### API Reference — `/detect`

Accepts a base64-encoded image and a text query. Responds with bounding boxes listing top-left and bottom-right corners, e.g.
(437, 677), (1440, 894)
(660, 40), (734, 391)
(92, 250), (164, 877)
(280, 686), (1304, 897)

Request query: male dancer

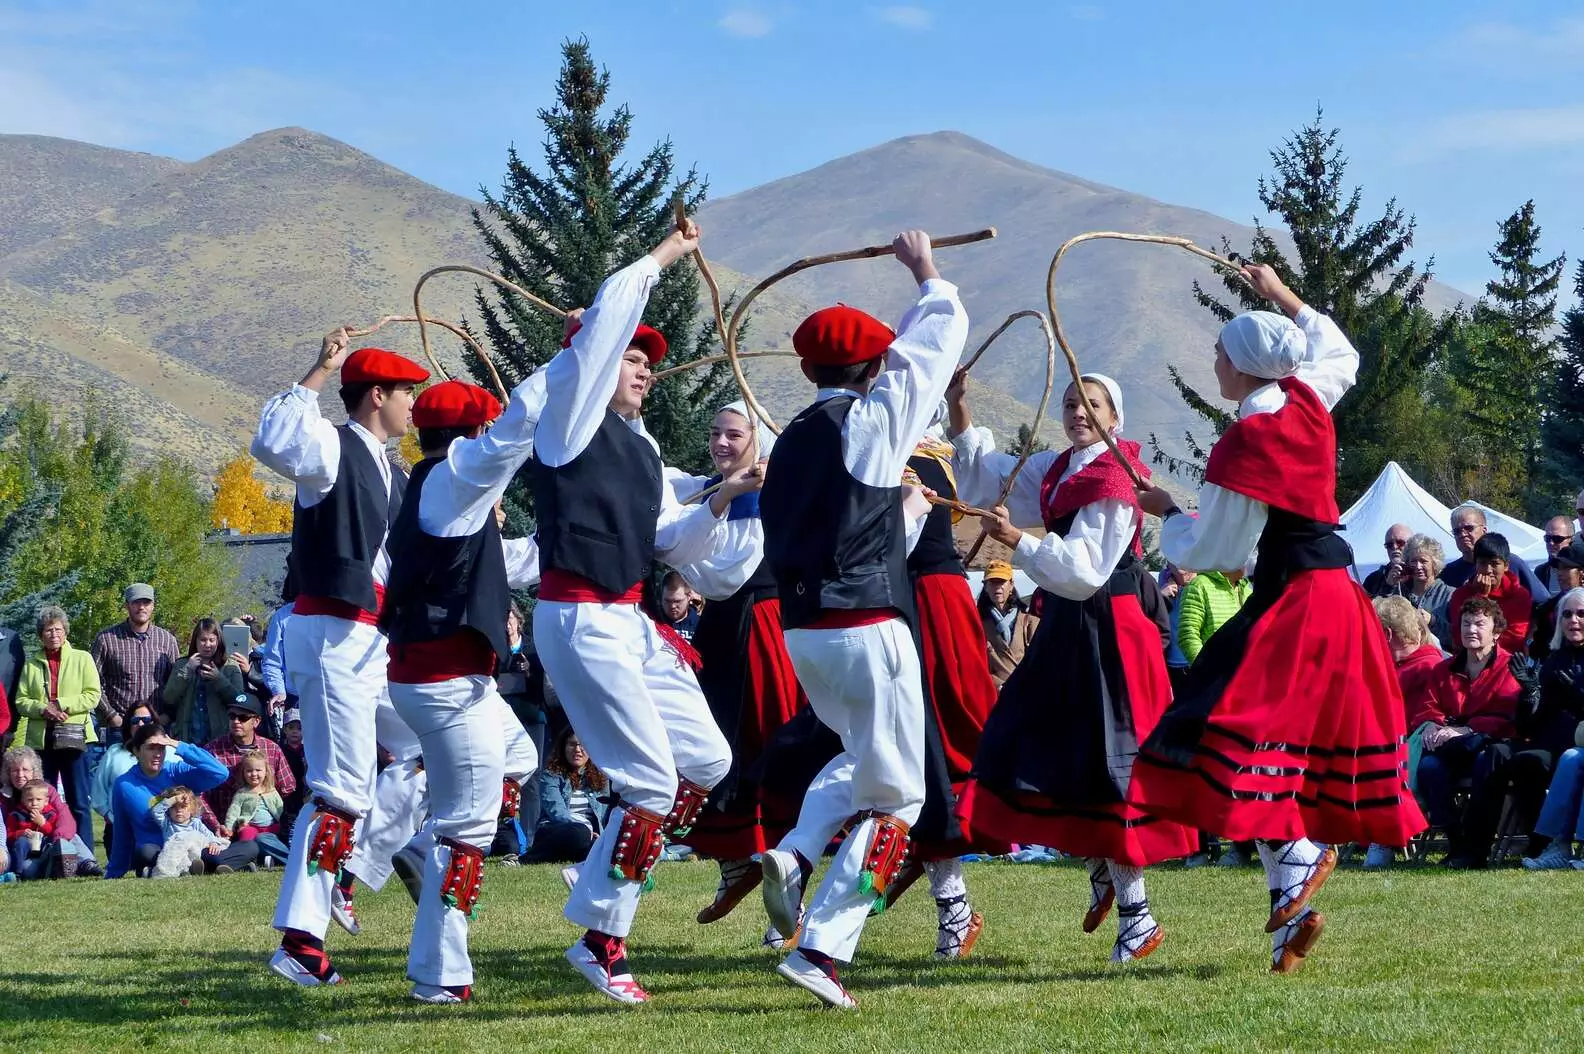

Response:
(381, 378), (544, 1002)
(252, 332), (427, 986)
(530, 218), (761, 1005)
(758, 230), (969, 1008)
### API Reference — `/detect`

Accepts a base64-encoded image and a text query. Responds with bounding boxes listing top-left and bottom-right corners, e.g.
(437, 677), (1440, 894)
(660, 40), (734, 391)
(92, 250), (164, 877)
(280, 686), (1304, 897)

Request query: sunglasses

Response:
(227, 712), (258, 722)
(1546, 535), (1572, 545)
(128, 715), (154, 727)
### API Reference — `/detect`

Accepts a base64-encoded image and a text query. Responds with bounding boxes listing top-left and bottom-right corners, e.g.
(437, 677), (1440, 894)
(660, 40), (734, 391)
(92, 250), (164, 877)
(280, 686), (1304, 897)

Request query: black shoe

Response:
(1442, 854), (1479, 870)
(76, 859), (104, 878)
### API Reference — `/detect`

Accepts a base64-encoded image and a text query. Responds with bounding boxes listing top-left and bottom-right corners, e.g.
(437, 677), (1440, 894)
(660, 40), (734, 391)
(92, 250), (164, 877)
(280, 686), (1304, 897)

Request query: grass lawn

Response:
(1, 856), (1581, 1052)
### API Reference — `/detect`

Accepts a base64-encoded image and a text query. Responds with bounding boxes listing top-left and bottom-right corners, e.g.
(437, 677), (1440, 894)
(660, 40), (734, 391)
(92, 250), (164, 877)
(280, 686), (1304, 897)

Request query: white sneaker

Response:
(392, 846), (425, 906)
(1523, 843), (1575, 870)
(269, 948), (343, 987)
(410, 982), (471, 1003)
(561, 864), (581, 892)
(1363, 844), (1393, 871)
(331, 885), (362, 935)
(564, 937), (649, 1004)
(776, 950), (856, 1010)
(761, 849), (805, 940)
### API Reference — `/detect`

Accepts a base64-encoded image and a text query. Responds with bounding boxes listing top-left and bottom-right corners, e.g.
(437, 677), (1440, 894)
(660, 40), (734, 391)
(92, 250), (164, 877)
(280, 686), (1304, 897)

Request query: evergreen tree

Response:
(1460, 201), (1565, 517)
(1540, 259), (1584, 506)
(1002, 422), (1052, 457)
(465, 37), (728, 515)
(1151, 112), (1457, 501)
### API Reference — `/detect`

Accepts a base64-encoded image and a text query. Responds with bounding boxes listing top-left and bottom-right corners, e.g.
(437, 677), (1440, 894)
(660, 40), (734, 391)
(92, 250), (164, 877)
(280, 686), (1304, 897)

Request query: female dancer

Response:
(950, 372), (1195, 963)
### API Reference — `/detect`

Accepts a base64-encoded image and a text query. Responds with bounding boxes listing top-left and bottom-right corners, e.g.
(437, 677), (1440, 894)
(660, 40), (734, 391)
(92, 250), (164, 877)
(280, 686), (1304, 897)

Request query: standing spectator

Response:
(91, 584), (180, 736)
(1531, 538), (1584, 663)
(0, 622), (24, 747)
(497, 602), (546, 854)
(200, 695), (296, 824)
(1158, 566), (1195, 693)
(277, 708), (307, 837)
(163, 619), (247, 744)
(14, 606), (101, 852)
(1409, 596), (1531, 868)
(1535, 517), (1575, 596)
(658, 570), (700, 642)
(523, 728), (609, 865)
(1441, 505), (1547, 599)
(259, 601), (295, 716)
(1361, 523), (1414, 598)
(1403, 535), (1456, 649)
(1448, 534), (1532, 654)
(105, 721), (231, 879)
(978, 561), (1038, 688)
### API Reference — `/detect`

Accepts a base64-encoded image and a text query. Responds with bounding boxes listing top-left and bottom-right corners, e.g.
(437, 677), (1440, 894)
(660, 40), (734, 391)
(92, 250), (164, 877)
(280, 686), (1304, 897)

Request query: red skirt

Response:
(676, 596), (804, 859)
(961, 588), (1198, 866)
(1131, 567), (1427, 846)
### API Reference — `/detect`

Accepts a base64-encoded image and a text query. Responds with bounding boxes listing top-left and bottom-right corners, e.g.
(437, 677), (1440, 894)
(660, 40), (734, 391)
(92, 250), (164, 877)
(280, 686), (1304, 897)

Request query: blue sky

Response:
(2, 0), (1580, 300)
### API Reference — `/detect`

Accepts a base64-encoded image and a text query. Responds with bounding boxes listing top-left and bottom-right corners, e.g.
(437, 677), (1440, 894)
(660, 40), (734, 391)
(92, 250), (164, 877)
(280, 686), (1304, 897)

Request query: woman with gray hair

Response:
(13, 606), (102, 853)
(1402, 535), (1455, 650)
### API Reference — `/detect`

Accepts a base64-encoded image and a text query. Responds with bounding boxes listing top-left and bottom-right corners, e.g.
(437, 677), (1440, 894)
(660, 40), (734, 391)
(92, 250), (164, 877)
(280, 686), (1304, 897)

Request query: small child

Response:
(152, 786), (227, 879)
(224, 754), (284, 841)
(6, 780), (61, 881)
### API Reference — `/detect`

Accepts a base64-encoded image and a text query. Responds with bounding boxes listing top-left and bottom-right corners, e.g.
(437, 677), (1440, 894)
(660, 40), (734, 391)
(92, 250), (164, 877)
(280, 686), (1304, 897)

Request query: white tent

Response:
(1338, 462), (1457, 581)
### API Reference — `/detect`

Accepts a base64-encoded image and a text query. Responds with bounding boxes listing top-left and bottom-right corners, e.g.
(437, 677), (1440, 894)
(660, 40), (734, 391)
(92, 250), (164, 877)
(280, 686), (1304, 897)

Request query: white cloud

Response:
(718, 8), (773, 37)
(1397, 105), (1584, 163)
(1444, 16), (1584, 68)
(1067, 4), (1104, 21)
(876, 5), (933, 30)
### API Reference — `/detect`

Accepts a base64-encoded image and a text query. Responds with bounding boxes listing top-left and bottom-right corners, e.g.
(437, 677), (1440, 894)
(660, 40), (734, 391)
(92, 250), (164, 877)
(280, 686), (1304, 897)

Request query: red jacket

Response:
(5, 800), (61, 840)
(1409, 646), (1522, 738)
(1396, 643), (1444, 716)
(1449, 571), (1531, 654)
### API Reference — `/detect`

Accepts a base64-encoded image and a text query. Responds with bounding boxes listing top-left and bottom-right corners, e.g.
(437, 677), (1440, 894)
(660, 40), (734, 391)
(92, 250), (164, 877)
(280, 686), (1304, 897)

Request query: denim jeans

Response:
(1533, 748), (1584, 842)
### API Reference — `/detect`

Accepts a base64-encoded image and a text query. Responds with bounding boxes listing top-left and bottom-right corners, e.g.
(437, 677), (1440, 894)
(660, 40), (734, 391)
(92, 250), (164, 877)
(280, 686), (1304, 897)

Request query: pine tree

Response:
(1460, 201), (1565, 517)
(1002, 423), (1052, 457)
(1150, 112), (1457, 501)
(465, 37), (728, 508)
(1540, 259), (1584, 506)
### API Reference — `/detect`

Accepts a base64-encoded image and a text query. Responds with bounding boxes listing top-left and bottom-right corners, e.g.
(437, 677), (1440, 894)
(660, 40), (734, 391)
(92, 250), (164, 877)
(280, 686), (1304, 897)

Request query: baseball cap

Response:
(124, 583), (155, 603)
(282, 708), (302, 727)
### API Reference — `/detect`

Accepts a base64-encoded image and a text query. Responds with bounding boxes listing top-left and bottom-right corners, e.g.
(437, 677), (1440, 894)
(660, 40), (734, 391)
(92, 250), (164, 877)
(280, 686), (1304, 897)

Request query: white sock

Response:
(1085, 857), (1112, 911)
(924, 858), (967, 900)
(1270, 905), (1313, 966)
(1112, 900), (1160, 962)
(934, 893), (975, 956)
(1257, 838), (1323, 915)
(1105, 860), (1146, 907)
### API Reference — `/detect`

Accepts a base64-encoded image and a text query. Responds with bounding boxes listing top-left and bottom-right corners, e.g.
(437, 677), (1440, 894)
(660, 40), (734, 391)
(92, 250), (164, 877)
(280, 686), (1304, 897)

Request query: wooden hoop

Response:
(650, 349), (796, 382)
(411, 264), (567, 403)
(722, 228), (999, 437)
(345, 314), (509, 402)
(1046, 231), (1247, 490)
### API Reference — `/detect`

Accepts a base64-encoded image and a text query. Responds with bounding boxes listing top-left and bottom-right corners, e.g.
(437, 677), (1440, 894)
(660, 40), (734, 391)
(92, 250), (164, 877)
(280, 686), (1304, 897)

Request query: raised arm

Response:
(419, 371), (550, 539)
(501, 536), (541, 590)
(250, 329), (358, 495)
(949, 421), (1059, 528)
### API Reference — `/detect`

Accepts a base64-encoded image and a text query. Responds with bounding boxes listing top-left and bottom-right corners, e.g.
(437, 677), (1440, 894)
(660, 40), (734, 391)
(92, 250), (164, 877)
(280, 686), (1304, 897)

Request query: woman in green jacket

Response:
(14, 605), (102, 850)
(163, 618), (247, 744)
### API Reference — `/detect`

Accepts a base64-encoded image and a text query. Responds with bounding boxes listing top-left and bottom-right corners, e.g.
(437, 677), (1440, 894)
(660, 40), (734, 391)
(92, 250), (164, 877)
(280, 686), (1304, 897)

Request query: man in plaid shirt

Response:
(92, 583), (181, 732)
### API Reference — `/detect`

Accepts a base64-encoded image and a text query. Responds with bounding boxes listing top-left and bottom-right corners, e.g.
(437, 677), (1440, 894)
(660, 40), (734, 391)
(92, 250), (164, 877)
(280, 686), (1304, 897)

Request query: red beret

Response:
(411, 380), (502, 429)
(561, 321), (668, 365)
(342, 347), (430, 385)
(793, 306), (894, 367)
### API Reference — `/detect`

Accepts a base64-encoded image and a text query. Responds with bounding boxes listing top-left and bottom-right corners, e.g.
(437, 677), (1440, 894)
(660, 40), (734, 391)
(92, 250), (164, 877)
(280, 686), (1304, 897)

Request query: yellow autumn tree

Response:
(212, 452), (293, 533)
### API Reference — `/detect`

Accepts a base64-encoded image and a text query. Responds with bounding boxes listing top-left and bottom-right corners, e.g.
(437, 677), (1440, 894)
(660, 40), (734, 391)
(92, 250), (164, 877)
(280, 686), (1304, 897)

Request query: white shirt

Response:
(665, 470), (766, 601)
(251, 387), (396, 584)
(1161, 306), (1360, 573)
(416, 373), (545, 539)
(502, 536), (540, 590)
(950, 430), (1135, 601)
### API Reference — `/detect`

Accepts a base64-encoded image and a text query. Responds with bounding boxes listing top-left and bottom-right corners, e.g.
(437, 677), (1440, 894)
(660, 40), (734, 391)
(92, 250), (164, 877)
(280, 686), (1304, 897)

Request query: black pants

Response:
(1465, 744), (1555, 858)
(521, 821), (593, 864)
(40, 748), (92, 853)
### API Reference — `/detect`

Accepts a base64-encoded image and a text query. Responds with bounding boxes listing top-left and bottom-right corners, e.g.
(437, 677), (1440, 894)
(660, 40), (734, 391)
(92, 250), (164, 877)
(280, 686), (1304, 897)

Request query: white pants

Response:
(392, 675), (539, 987)
(534, 600), (731, 938)
(153, 835), (211, 879)
(273, 614), (387, 938)
(344, 696), (426, 892)
(778, 619), (926, 962)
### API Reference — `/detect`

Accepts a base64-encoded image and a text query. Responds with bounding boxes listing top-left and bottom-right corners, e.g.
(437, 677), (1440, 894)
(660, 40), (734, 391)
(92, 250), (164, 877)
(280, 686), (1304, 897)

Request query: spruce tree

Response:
(465, 37), (728, 515)
(1540, 259), (1584, 507)
(1150, 112), (1457, 502)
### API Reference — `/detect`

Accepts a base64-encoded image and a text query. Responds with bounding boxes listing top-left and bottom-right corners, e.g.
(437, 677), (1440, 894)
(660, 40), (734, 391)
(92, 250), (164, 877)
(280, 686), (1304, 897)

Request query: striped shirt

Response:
(91, 621), (181, 720)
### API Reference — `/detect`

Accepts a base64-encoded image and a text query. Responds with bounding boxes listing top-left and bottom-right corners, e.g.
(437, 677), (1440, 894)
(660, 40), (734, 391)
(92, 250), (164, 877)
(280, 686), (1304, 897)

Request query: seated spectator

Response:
(163, 618), (247, 744)
(6, 780), (62, 880)
(1365, 596), (1448, 869)
(151, 786), (230, 878)
(277, 708), (307, 837)
(979, 561), (1038, 688)
(199, 695), (294, 825)
(1448, 534), (1531, 654)
(223, 753), (284, 842)
(1532, 538), (1584, 662)
(1535, 517), (1575, 596)
(90, 704), (167, 856)
(522, 729), (609, 864)
(106, 721), (234, 878)
(0, 744), (96, 878)
(13, 605), (101, 852)
(1402, 534), (1456, 649)
(1442, 504), (1547, 599)
(1409, 596), (1534, 868)
(1520, 588), (1584, 869)
(1362, 523), (1414, 598)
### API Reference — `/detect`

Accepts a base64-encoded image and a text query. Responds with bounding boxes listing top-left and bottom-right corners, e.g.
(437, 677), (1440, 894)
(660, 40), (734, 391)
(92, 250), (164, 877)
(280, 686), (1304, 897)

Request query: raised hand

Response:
(893, 229), (940, 285)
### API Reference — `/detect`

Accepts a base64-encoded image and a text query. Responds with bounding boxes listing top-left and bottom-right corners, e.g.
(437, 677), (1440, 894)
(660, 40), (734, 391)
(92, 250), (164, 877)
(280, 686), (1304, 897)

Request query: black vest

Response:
(381, 457), (511, 661)
(529, 412), (662, 594)
(906, 452), (964, 579)
(761, 395), (913, 629)
(289, 424), (403, 611)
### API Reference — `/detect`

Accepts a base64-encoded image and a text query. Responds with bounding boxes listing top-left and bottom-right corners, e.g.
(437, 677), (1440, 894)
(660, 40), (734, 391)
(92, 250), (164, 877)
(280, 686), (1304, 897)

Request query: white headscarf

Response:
(1219, 310), (1307, 380)
(1077, 372), (1125, 435)
(717, 400), (776, 460)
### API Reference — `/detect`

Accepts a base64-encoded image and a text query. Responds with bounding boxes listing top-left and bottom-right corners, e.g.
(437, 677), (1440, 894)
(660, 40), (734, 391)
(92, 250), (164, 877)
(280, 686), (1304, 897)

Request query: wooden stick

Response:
(345, 314), (509, 402)
(929, 494), (994, 518)
(723, 227), (998, 437)
(682, 479), (726, 506)
(959, 310), (1058, 565)
(411, 264), (566, 403)
(650, 349), (796, 382)
(959, 309), (1046, 375)
(1045, 231), (1248, 491)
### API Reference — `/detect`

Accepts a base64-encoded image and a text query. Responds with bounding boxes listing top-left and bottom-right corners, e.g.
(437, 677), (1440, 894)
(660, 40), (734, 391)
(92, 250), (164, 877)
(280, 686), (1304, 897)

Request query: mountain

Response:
(0, 135), (181, 259)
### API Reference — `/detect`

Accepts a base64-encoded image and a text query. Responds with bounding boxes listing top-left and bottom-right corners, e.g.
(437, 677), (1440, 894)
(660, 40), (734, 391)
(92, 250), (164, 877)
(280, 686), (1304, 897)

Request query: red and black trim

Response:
(438, 838), (485, 919)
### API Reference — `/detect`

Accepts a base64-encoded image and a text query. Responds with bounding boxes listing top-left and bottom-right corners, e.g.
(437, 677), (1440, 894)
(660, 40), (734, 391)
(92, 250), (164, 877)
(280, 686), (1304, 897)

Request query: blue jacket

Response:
(106, 742), (229, 878)
(537, 770), (609, 832)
